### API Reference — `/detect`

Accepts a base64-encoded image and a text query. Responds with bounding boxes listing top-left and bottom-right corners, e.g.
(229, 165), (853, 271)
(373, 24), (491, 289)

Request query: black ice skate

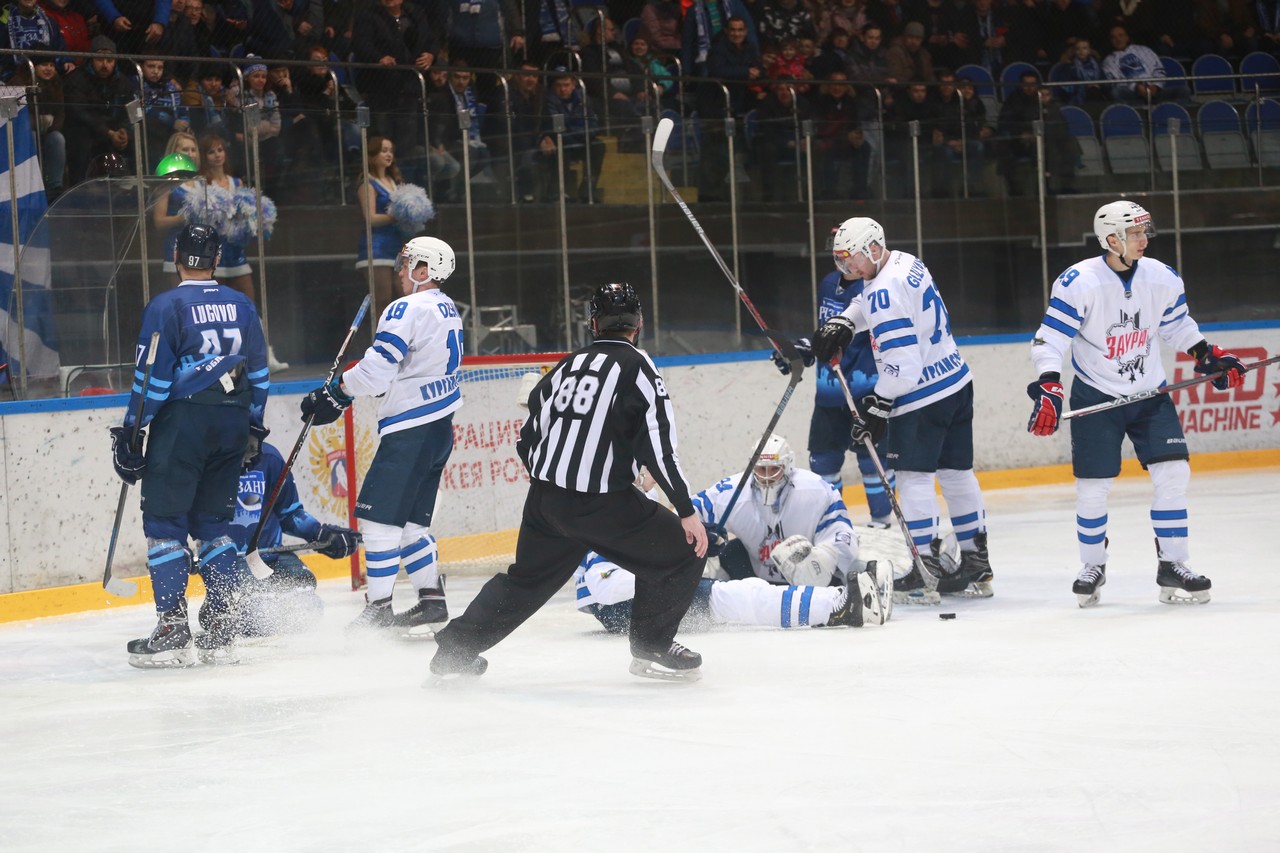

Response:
(127, 606), (195, 669)
(825, 578), (865, 628)
(195, 599), (243, 665)
(828, 561), (889, 627)
(426, 645), (489, 685)
(629, 641), (702, 682)
(1072, 564), (1107, 608)
(395, 580), (448, 640)
(1157, 560), (1211, 605)
(954, 532), (994, 598)
(892, 555), (942, 605)
(345, 596), (397, 636)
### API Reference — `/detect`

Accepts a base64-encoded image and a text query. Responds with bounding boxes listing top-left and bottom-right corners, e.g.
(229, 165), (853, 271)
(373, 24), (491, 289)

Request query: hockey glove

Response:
(1191, 341), (1245, 391)
(770, 338), (816, 376)
(703, 523), (727, 559)
(317, 524), (362, 559)
(242, 423), (269, 472)
(811, 316), (856, 364)
(850, 393), (892, 444)
(109, 425), (146, 485)
(301, 378), (353, 426)
(1026, 373), (1064, 437)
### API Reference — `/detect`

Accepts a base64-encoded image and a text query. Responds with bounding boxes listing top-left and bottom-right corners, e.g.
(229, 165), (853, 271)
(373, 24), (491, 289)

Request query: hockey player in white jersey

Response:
(811, 217), (992, 603)
(573, 439), (888, 632)
(1026, 201), (1247, 607)
(300, 237), (464, 634)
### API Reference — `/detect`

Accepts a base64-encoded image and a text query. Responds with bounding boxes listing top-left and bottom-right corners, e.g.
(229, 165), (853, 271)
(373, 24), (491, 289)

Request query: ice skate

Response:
(266, 344), (290, 372)
(345, 596), (397, 636)
(426, 645), (489, 685)
(842, 561), (890, 626)
(127, 606), (196, 669)
(825, 578), (865, 627)
(892, 555), (942, 605)
(1073, 564), (1106, 608)
(395, 580), (448, 640)
(865, 517), (891, 530)
(629, 641), (702, 682)
(195, 599), (242, 665)
(939, 532), (994, 598)
(1157, 560), (1211, 605)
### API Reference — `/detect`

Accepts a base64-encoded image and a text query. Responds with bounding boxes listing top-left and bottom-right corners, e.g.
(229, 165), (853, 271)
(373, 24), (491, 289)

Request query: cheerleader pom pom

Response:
(388, 183), (435, 236)
(257, 193), (278, 240)
(181, 182), (238, 239)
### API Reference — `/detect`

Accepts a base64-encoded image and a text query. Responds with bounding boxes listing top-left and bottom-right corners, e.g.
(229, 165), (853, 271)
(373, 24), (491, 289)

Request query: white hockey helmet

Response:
(396, 236), (456, 283)
(832, 216), (886, 276)
(753, 434), (795, 505)
(1093, 201), (1154, 259)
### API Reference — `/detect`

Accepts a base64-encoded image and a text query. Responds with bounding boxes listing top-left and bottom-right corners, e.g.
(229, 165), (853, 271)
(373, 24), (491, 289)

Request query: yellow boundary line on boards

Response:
(2, 448), (1277, 625)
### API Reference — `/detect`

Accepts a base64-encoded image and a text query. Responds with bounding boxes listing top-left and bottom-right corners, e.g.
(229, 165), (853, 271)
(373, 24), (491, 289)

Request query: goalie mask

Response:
(832, 216), (886, 277)
(753, 434), (794, 506)
(395, 236), (456, 285)
(1093, 201), (1154, 264)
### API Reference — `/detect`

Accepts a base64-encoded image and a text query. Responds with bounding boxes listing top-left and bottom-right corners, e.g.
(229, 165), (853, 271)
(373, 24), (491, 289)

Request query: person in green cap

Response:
(152, 131), (201, 285)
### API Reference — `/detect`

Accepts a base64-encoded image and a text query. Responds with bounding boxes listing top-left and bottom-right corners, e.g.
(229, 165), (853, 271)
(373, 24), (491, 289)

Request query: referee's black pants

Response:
(436, 481), (706, 659)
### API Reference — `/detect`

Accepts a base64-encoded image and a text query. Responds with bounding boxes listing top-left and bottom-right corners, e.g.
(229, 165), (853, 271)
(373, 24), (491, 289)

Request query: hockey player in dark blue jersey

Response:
(772, 241), (896, 527)
(111, 223), (271, 668)
(228, 442), (360, 636)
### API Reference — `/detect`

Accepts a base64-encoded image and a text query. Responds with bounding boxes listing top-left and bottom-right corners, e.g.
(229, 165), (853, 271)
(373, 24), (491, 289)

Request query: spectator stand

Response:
(1191, 54), (1235, 101)
(956, 64), (999, 130)
(1100, 103), (1152, 188)
(1151, 102), (1202, 188)
(1060, 105), (1106, 189)
(1197, 100), (1252, 185)
(1239, 52), (1280, 99)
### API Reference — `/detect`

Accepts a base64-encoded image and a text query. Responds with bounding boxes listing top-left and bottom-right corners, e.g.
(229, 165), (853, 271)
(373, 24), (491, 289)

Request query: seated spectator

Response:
(682, 0), (757, 83)
(934, 69), (983, 195)
(64, 34), (134, 183)
(446, 0), (522, 100)
(817, 0), (867, 47)
(229, 56), (284, 192)
(428, 63), (495, 202)
(182, 64), (234, 150)
(11, 51), (65, 198)
(1, 0), (70, 78)
(1101, 23), (1169, 104)
(886, 80), (942, 196)
(811, 72), (870, 199)
(958, 0), (1007, 77)
(520, 0), (582, 67)
(808, 26), (854, 80)
(37, 0), (88, 61)
(904, 0), (966, 71)
(996, 70), (1077, 194)
(624, 35), (676, 108)
(885, 20), (935, 84)
(765, 36), (809, 85)
(1057, 37), (1105, 106)
(696, 14), (762, 202)
(505, 62), (548, 202)
(638, 0), (681, 56)
(541, 71), (604, 201)
(95, 0), (168, 54)
(581, 16), (644, 132)
(848, 22), (894, 92)
(139, 53), (190, 170)
(864, 0), (907, 40)
(758, 0), (816, 51)
(296, 41), (359, 170)
(750, 81), (811, 201)
(1040, 0), (1093, 63)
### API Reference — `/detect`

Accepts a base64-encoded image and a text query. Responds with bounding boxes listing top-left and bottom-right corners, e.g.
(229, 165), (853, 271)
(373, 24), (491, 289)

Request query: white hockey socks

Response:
(896, 470), (939, 550)
(708, 577), (843, 628)
(1075, 478), (1112, 566)
(937, 468), (985, 551)
(400, 522), (441, 591)
(1149, 460), (1191, 562)
(360, 520), (404, 602)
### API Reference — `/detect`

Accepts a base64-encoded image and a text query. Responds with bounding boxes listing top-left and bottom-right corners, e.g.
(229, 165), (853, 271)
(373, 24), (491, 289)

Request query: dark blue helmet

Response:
(590, 282), (642, 335)
(175, 224), (221, 270)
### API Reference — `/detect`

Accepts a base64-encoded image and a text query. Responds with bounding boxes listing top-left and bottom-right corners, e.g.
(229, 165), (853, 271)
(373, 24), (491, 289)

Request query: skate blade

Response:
(398, 625), (441, 642)
(944, 582), (993, 599)
(1075, 591), (1101, 608)
(1158, 587), (1210, 605)
(892, 588), (941, 605)
(628, 658), (702, 682)
(128, 648), (196, 669)
(196, 645), (242, 665)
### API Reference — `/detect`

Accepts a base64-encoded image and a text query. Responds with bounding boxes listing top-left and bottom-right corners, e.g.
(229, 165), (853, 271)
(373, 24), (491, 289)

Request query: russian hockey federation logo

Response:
(1105, 309), (1151, 383)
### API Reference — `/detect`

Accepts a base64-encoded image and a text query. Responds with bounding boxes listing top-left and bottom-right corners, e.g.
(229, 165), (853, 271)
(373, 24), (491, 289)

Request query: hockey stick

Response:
(244, 295), (372, 580)
(259, 540), (327, 556)
(832, 363), (934, 599)
(650, 117), (788, 359)
(715, 334), (805, 536)
(1063, 355), (1280, 420)
(103, 331), (161, 598)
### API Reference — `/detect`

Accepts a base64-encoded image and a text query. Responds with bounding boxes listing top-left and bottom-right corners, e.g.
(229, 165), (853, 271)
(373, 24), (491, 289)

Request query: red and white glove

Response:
(1191, 342), (1245, 391)
(1026, 373), (1064, 436)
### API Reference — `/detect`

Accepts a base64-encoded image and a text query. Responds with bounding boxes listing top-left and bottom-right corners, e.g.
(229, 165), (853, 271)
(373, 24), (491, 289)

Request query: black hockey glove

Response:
(811, 316), (856, 364)
(770, 338), (816, 376)
(242, 423), (270, 472)
(317, 524), (361, 559)
(1026, 373), (1064, 436)
(703, 523), (727, 559)
(1191, 341), (1245, 391)
(301, 378), (353, 426)
(109, 425), (146, 485)
(850, 393), (892, 444)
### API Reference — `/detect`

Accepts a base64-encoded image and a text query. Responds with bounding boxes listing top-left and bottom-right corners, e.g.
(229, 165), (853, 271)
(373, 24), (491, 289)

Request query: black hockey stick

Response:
(1063, 355), (1280, 420)
(650, 117), (791, 361)
(103, 331), (161, 598)
(259, 540), (327, 556)
(244, 294), (371, 580)
(832, 363), (933, 601)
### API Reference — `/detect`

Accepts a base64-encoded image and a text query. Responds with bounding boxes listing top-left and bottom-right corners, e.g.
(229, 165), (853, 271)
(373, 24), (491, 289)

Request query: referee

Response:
(431, 283), (709, 682)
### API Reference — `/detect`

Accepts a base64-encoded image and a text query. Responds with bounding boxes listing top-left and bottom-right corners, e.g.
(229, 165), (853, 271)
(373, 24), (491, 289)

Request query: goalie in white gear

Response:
(573, 441), (889, 632)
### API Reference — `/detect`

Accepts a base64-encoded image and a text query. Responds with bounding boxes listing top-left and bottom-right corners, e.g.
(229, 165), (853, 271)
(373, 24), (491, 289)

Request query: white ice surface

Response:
(2, 472), (1279, 852)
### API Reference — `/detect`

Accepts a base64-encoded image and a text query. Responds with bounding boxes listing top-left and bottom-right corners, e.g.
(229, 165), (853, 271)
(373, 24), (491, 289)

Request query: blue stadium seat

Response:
(999, 61), (1039, 100)
(1159, 56), (1188, 98)
(1151, 103), (1201, 171)
(1191, 54), (1234, 98)
(1061, 105), (1105, 177)
(1197, 100), (1251, 169)
(955, 64), (996, 98)
(622, 17), (641, 46)
(1245, 98), (1280, 166)
(1100, 103), (1149, 174)
(1239, 51), (1280, 95)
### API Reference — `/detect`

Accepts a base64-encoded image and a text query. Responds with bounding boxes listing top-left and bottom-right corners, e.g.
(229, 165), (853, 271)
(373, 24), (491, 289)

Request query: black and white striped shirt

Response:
(517, 338), (696, 517)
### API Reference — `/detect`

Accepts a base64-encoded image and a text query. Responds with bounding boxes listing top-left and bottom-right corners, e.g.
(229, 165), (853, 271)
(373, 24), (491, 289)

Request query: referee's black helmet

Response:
(590, 282), (642, 336)
(175, 224), (222, 270)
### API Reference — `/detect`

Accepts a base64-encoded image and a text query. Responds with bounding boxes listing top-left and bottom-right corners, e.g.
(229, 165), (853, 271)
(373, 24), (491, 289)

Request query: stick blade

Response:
(244, 550), (275, 580)
(105, 576), (138, 598)
(652, 117), (674, 157)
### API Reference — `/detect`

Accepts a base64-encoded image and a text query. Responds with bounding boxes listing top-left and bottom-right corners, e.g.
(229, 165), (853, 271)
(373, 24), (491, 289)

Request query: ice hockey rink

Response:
(2, 470), (1278, 852)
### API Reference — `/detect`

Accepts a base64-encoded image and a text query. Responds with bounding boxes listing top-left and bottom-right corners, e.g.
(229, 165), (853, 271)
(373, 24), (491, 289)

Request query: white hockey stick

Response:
(1062, 355), (1280, 420)
(831, 363), (935, 599)
(244, 295), (371, 580)
(103, 331), (160, 598)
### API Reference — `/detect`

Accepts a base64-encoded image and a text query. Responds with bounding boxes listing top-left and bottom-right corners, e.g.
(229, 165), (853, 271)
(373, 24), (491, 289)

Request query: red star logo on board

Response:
(1273, 382), (1280, 398)
(1272, 408), (1280, 427)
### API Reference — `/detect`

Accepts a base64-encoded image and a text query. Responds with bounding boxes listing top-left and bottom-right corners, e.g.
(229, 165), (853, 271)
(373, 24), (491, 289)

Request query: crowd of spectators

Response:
(2, 0), (1278, 203)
